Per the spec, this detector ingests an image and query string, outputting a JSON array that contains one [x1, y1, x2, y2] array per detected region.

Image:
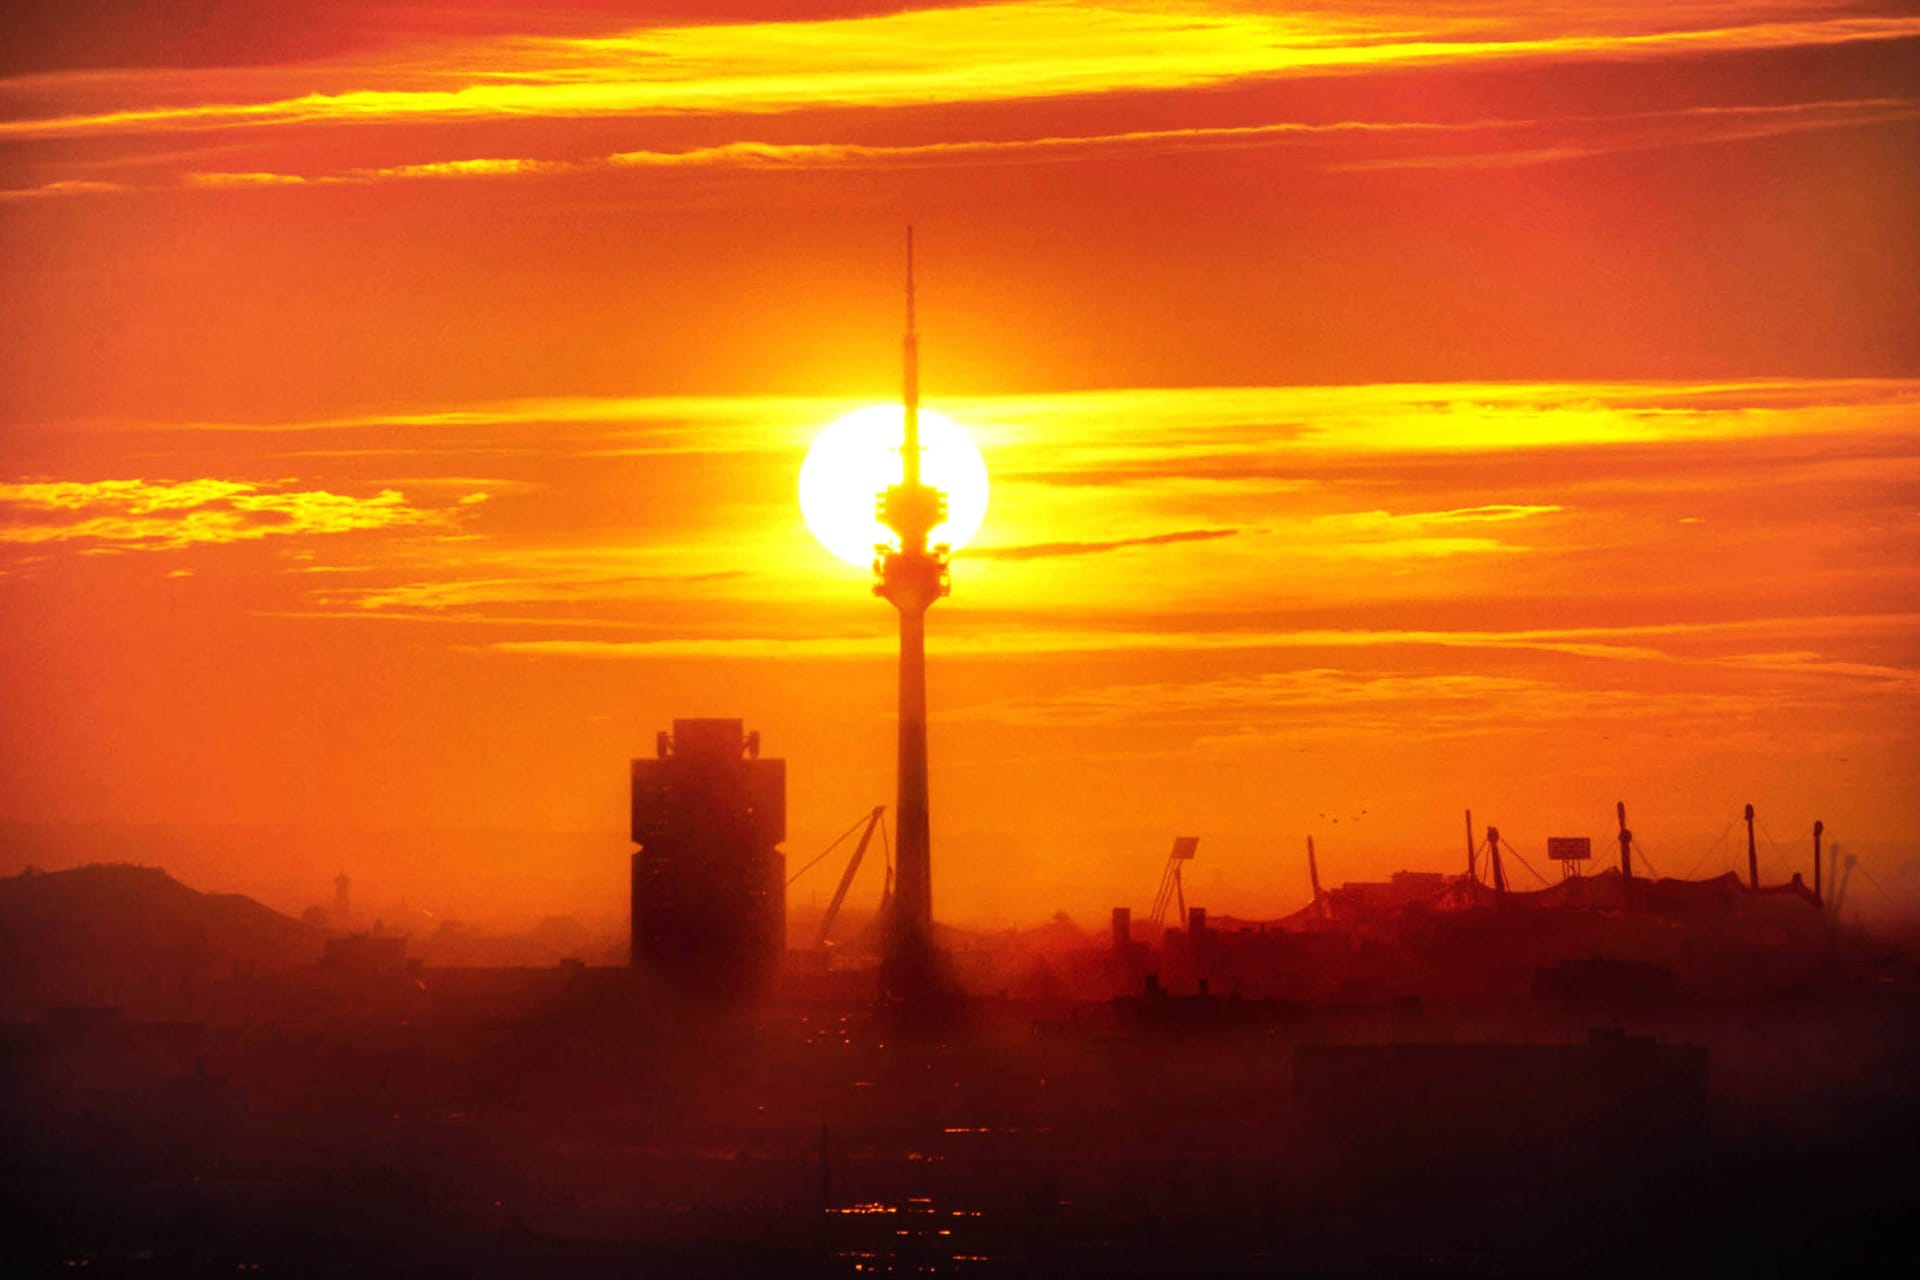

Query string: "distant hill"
[[0, 863, 321, 1016]]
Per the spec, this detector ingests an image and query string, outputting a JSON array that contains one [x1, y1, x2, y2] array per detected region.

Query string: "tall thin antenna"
[[902, 226, 921, 487]]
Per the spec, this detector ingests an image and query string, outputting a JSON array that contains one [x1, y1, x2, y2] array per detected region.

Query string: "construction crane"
[[1464, 823, 1549, 894], [1831, 846, 1858, 919], [1148, 836, 1199, 930], [814, 806, 886, 949]]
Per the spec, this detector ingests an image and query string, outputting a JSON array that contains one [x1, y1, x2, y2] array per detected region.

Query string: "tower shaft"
[[893, 606, 932, 930], [874, 227, 948, 982]]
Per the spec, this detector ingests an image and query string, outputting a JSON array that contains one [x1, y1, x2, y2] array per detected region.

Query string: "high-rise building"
[[630, 718, 786, 994]]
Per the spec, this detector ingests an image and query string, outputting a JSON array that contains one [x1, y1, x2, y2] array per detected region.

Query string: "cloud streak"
[[6, 98, 1911, 200], [34, 378, 1916, 456], [1332, 96, 1920, 171], [480, 614, 1920, 680], [3, 3, 1916, 139], [943, 668, 1789, 733], [0, 479, 475, 551], [974, 528, 1242, 561]]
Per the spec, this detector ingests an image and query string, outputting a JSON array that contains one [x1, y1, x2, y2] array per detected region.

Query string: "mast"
[[1616, 801, 1634, 891], [1745, 803, 1759, 890], [903, 227, 920, 494], [1813, 820, 1825, 906], [1465, 809, 1476, 883]]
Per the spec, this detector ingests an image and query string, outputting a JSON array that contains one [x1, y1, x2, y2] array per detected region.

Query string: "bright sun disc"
[[800, 405, 989, 569]]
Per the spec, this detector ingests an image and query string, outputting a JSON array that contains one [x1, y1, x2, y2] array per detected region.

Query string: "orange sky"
[[2, 1, 1916, 933]]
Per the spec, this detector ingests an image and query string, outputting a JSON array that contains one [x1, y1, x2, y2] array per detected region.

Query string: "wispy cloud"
[[0, 478, 477, 551], [975, 527, 1242, 561], [0, 178, 131, 201], [480, 614, 1920, 675], [4, 3, 1916, 141], [1400, 505, 1563, 524], [1287, 505, 1561, 559], [1332, 96, 1920, 171], [942, 667, 1783, 733], [35, 378, 1917, 454], [332, 568, 747, 612], [7, 98, 1912, 200]]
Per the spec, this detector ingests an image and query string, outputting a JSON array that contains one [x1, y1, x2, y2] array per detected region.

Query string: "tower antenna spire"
[[903, 226, 921, 487]]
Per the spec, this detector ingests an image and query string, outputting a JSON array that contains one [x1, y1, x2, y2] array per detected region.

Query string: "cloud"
[[0, 178, 130, 201], [942, 667, 1783, 732], [9, 98, 1913, 199], [1402, 505, 1563, 524], [1331, 96, 1920, 171], [332, 568, 746, 612], [946, 379, 1920, 474], [973, 527, 1242, 561], [0, 478, 473, 551], [3, 4, 1917, 139], [478, 613, 1920, 671], [44, 377, 1918, 457], [1285, 505, 1561, 559]]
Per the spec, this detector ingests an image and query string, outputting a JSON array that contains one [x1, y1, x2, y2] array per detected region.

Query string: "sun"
[[799, 404, 989, 569]]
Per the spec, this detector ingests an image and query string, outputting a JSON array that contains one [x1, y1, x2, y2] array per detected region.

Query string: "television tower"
[[874, 228, 949, 992]]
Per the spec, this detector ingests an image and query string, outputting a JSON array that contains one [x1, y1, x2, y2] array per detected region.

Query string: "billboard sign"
[[1547, 837, 1592, 861]]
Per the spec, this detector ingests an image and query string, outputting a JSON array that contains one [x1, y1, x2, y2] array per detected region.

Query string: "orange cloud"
[[7, 98, 1911, 200], [973, 528, 1242, 561], [1332, 96, 1920, 170], [943, 668, 1784, 735], [61, 378, 1918, 453], [479, 614, 1920, 671], [3, 3, 1916, 138], [0, 478, 473, 551]]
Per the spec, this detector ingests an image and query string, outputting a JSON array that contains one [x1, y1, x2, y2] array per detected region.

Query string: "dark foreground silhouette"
[[4, 864, 1916, 1276]]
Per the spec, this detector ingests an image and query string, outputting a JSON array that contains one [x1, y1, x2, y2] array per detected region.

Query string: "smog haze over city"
[[2, 2, 1917, 1276]]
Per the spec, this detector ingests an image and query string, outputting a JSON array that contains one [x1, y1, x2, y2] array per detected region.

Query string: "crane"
[[787, 805, 890, 951], [814, 806, 886, 949], [1148, 836, 1199, 931]]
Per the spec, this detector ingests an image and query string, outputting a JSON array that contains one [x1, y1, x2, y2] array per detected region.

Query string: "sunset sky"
[[2, 1, 1916, 933]]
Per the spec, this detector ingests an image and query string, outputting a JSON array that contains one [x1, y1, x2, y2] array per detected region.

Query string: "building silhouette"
[[630, 718, 786, 994]]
